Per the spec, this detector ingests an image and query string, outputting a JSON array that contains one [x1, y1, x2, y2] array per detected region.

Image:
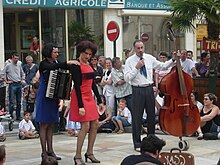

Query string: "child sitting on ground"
[[18, 111, 39, 140], [0, 123, 5, 142], [112, 98, 132, 134]]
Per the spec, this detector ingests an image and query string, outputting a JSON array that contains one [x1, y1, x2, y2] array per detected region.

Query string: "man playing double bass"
[[124, 40, 176, 151]]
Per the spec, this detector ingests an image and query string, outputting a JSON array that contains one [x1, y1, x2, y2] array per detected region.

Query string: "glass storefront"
[[3, 8, 104, 64]]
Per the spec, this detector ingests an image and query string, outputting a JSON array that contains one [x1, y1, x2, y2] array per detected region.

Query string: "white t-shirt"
[[19, 119, 35, 132], [181, 59, 195, 77], [121, 107, 132, 124]]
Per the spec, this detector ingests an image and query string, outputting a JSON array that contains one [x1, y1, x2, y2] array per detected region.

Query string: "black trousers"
[[131, 85, 155, 147]]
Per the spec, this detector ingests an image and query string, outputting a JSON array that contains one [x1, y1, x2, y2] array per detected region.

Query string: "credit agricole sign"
[[3, 0, 171, 10]]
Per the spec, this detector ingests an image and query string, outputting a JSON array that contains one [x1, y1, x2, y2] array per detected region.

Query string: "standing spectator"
[[69, 41, 104, 165], [18, 111, 39, 140], [112, 99, 131, 134], [3, 52, 25, 120], [101, 58, 115, 114], [121, 134, 166, 165], [180, 49, 200, 77], [196, 52, 210, 77], [0, 145, 6, 165], [187, 50, 197, 65], [30, 35, 40, 56], [35, 43, 79, 160], [0, 68, 6, 112], [111, 57, 132, 111], [30, 35, 43, 63], [124, 40, 175, 150], [90, 55, 103, 95], [23, 56, 38, 85], [98, 55, 106, 72]]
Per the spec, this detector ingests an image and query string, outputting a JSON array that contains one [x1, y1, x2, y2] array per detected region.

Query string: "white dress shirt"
[[124, 53, 174, 86]]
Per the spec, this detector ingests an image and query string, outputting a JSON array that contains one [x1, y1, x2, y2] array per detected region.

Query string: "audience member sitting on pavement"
[[0, 123, 6, 142], [195, 52, 210, 78], [197, 93, 220, 140], [112, 99, 131, 134], [120, 134, 166, 165], [0, 145, 6, 165], [41, 156, 58, 165], [97, 95, 114, 133], [18, 111, 39, 140], [63, 101, 81, 137], [190, 90, 203, 109]]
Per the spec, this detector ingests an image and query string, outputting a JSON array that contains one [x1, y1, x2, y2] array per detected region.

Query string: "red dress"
[[70, 63, 99, 122]]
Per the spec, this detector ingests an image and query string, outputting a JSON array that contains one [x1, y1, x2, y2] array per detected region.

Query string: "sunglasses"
[[91, 58, 97, 61]]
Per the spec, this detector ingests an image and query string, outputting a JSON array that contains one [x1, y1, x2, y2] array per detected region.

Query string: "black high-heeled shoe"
[[84, 153, 100, 163], [74, 157, 86, 165], [47, 152, 62, 160]]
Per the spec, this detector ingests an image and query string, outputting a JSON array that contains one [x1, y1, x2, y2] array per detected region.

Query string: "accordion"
[[46, 69, 72, 100]]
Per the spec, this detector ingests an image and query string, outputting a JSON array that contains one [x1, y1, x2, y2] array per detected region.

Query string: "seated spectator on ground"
[[112, 98, 131, 134], [97, 95, 114, 133], [120, 134, 166, 165], [0, 145, 6, 165], [18, 111, 39, 140], [41, 156, 58, 165], [197, 93, 220, 140], [190, 90, 203, 109], [0, 123, 6, 142]]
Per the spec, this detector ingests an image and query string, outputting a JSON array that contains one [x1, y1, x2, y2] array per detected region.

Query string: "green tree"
[[68, 20, 95, 46], [167, 0, 220, 77]]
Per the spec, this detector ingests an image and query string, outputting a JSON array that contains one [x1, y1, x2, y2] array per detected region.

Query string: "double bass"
[[159, 21, 200, 137]]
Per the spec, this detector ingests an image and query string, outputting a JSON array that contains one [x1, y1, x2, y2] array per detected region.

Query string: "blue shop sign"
[[3, 0, 170, 10], [2, 0, 108, 8]]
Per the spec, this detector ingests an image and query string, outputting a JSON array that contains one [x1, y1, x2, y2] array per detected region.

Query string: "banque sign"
[[3, 0, 170, 10]]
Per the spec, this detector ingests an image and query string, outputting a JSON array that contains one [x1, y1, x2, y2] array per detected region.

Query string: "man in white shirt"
[[180, 50, 200, 77], [124, 40, 175, 150]]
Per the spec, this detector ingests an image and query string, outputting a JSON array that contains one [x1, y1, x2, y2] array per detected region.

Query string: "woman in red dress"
[[69, 41, 104, 165]]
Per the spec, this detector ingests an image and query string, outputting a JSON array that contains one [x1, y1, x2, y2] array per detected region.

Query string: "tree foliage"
[[68, 20, 95, 46], [167, 0, 220, 38]]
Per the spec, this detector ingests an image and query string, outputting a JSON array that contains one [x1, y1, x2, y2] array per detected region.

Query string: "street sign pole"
[[107, 21, 119, 57]]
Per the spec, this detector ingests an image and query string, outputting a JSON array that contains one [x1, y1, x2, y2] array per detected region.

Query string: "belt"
[[11, 81, 21, 84], [132, 84, 153, 88]]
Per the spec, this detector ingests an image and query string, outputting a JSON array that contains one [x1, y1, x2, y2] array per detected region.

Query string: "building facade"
[[0, 0, 197, 68]]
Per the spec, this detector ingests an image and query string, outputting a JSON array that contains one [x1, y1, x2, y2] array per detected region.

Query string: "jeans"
[[9, 83, 22, 119], [112, 116, 131, 127], [0, 86, 6, 110]]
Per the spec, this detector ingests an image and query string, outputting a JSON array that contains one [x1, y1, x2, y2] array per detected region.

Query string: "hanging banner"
[[203, 37, 220, 51]]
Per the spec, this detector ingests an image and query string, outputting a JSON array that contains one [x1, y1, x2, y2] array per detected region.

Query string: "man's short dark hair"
[[133, 40, 144, 47], [11, 51, 19, 57], [140, 134, 166, 154]]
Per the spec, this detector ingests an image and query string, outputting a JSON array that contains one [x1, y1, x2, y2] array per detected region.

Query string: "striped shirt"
[[111, 65, 132, 98]]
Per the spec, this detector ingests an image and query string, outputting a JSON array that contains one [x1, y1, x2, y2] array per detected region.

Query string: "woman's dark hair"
[[200, 52, 209, 61], [76, 41, 97, 59], [42, 43, 57, 58], [192, 90, 199, 101], [100, 95, 106, 105]]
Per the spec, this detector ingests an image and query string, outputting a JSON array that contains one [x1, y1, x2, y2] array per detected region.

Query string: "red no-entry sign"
[[107, 21, 119, 42], [141, 33, 149, 42]]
